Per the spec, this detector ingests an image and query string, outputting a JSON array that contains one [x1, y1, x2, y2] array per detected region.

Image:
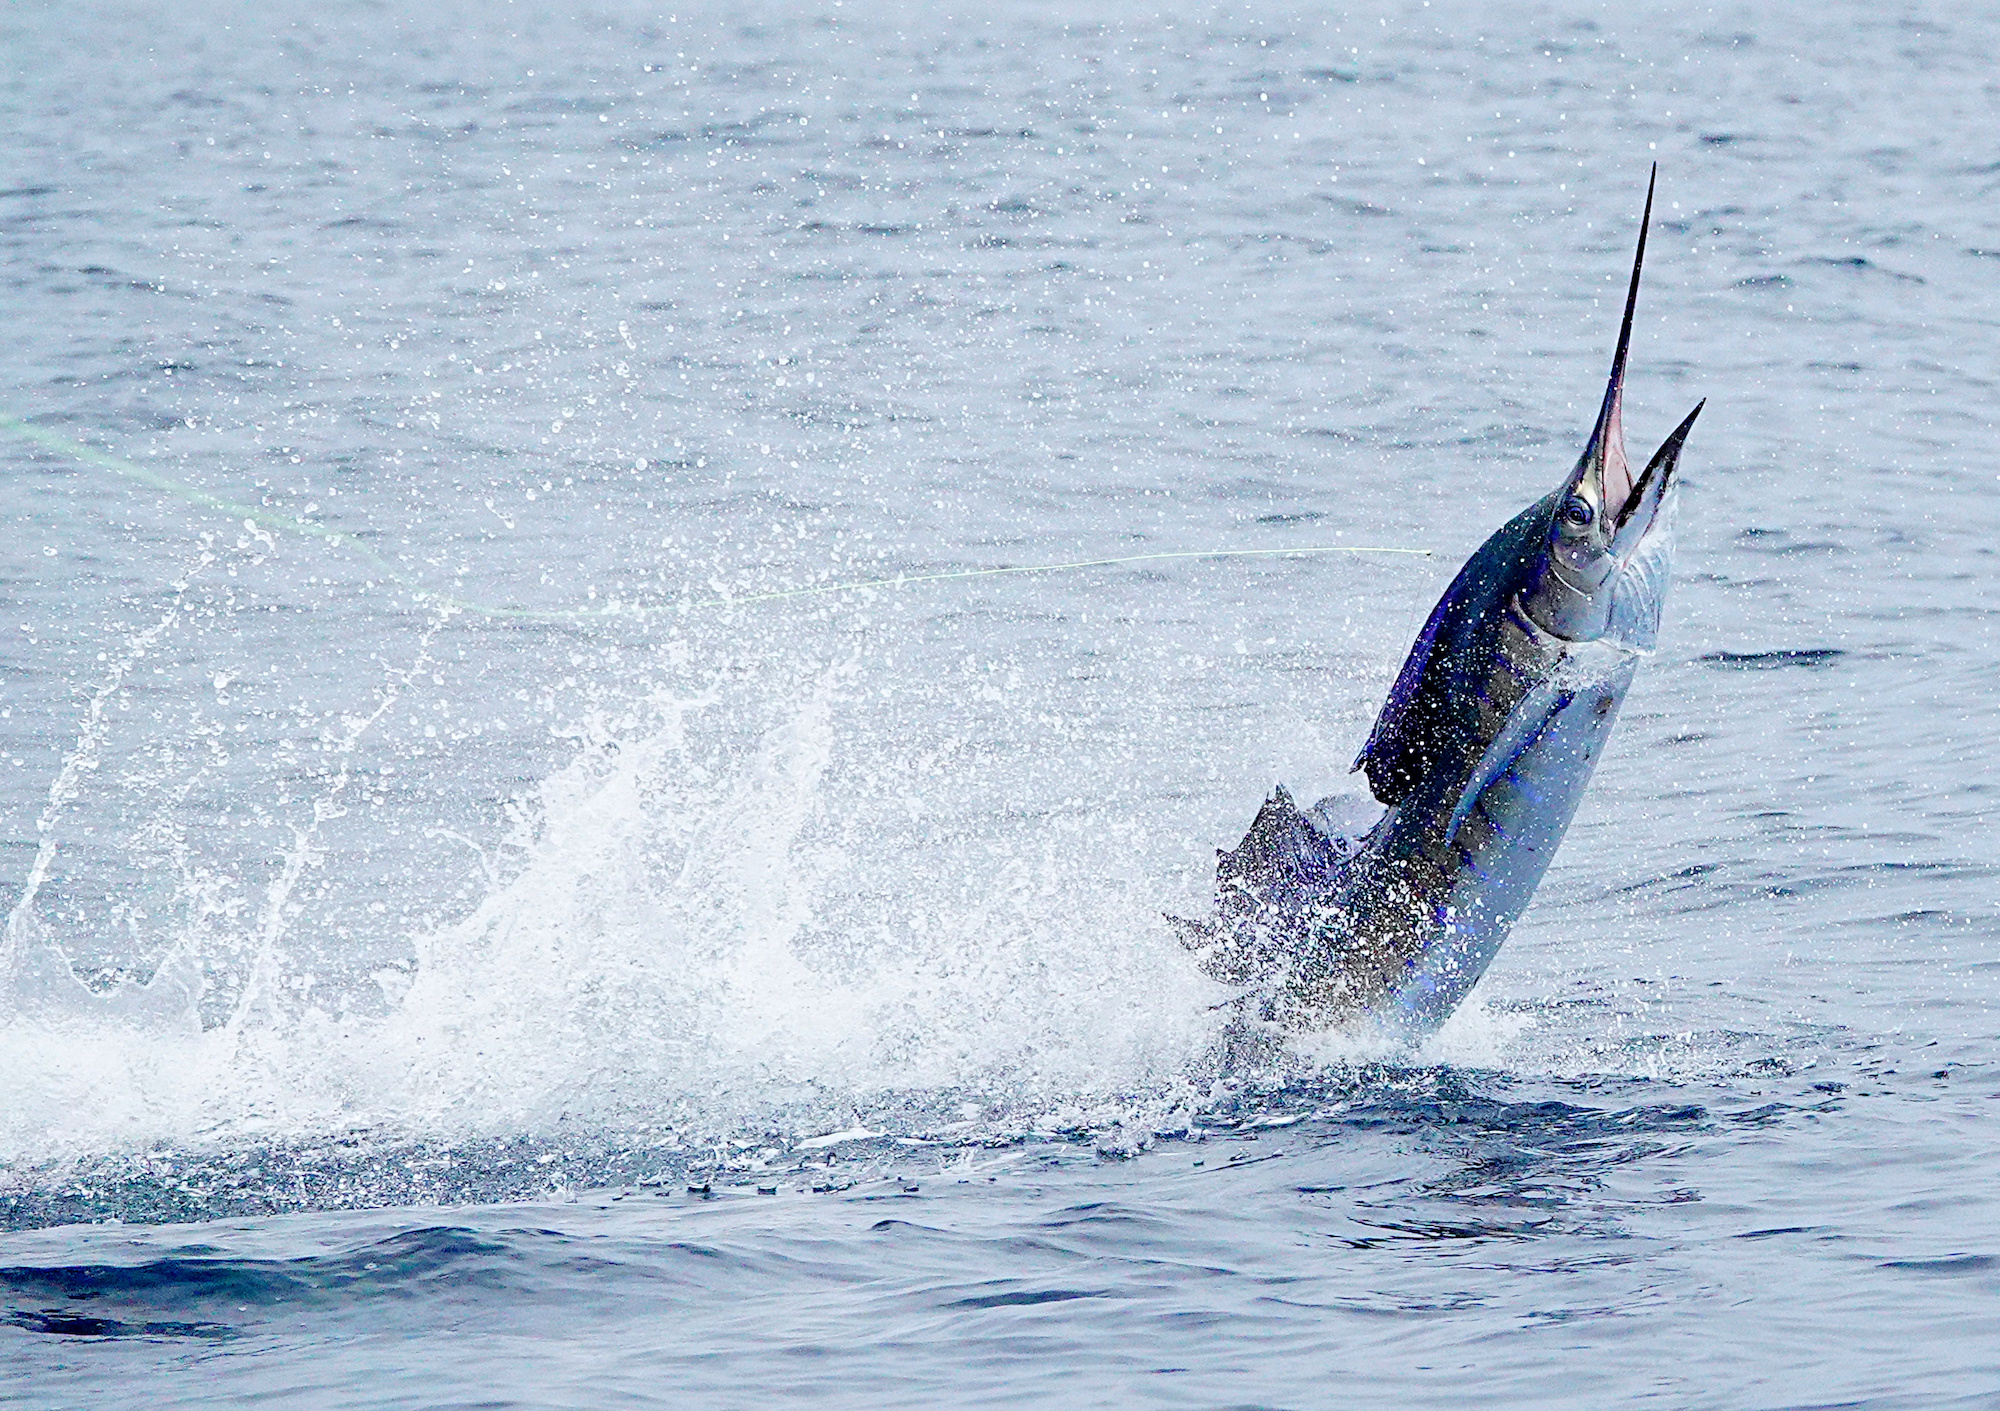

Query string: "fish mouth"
[[1565, 166, 1655, 533], [1566, 165, 1701, 558], [1610, 398, 1704, 557]]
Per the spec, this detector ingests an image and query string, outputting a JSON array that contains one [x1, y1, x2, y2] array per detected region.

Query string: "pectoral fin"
[[1441, 680, 1574, 847]]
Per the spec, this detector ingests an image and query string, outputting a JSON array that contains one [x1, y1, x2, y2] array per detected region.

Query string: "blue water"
[[4, 1, 1999, 1405]]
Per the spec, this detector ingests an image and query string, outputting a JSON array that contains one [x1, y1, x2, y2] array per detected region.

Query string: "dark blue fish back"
[[1352, 496, 1556, 806]]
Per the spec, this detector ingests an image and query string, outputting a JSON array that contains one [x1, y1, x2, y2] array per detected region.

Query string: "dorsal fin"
[[1350, 580, 1455, 797], [1350, 499, 1550, 805]]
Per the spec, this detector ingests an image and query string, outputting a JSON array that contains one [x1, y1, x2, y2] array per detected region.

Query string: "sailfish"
[[1177, 169, 1702, 1036]]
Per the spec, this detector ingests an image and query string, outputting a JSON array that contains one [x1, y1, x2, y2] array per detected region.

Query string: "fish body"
[[1180, 171, 1702, 1037]]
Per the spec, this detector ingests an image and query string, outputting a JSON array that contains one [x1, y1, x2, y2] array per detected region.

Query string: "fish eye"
[[1561, 496, 1594, 529]]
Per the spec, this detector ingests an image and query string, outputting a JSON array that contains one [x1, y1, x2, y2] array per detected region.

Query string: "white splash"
[[0, 680, 1230, 1165]]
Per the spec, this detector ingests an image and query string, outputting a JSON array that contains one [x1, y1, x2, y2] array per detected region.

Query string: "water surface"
[[3, 1, 1998, 1405]]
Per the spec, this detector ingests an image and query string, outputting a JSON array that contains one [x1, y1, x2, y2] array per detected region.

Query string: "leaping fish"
[[1176, 168, 1702, 1037]]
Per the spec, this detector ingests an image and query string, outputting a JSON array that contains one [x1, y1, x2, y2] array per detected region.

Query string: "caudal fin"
[[1174, 784, 1364, 984]]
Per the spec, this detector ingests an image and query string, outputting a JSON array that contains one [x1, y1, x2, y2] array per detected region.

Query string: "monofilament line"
[[3, 412, 1430, 622]]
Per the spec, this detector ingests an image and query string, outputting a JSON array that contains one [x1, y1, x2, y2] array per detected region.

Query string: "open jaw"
[[1610, 399, 1704, 557], [1567, 166, 1655, 538], [1568, 165, 1704, 564]]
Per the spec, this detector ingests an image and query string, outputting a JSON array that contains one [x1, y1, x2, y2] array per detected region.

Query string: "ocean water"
[[3, 0, 1998, 1405]]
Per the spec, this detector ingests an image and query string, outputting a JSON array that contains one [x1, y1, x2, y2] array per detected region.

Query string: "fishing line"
[[2, 413, 1431, 622], [2, 411, 411, 587]]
